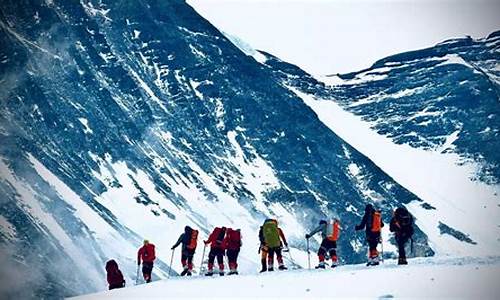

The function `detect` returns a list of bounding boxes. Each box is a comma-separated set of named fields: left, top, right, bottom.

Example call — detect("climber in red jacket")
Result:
left=137, top=240, right=156, bottom=283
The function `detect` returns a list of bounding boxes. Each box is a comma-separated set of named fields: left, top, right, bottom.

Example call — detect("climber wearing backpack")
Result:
left=204, top=226, right=227, bottom=276
left=105, top=259, right=125, bottom=290
left=261, top=219, right=288, bottom=272
left=224, top=228, right=242, bottom=275
left=305, top=219, right=340, bottom=269
left=172, top=226, right=199, bottom=276
left=137, top=240, right=156, bottom=283
left=390, top=206, right=414, bottom=265
left=355, top=204, right=384, bottom=266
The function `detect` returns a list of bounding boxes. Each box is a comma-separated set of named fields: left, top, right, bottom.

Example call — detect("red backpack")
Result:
left=326, top=220, right=340, bottom=241
left=371, top=211, right=382, bottom=233
left=225, top=228, right=241, bottom=249
left=105, top=260, right=125, bottom=286
left=186, top=229, right=198, bottom=250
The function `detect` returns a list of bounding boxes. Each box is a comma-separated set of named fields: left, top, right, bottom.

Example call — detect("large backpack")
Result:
left=326, top=219, right=340, bottom=241
left=371, top=210, right=382, bottom=233
left=226, top=228, right=241, bottom=249
left=186, top=229, right=198, bottom=250
left=105, top=259, right=124, bottom=286
left=215, top=227, right=226, bottom=246
left=395, top=207, right=413, bottom=237
left=262, top=219, right=280, bottom=248
left=105, top=259, right=118, bottom=273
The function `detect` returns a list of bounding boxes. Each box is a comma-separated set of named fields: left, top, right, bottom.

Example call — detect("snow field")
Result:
left=72, top=256, right=500, bottom=299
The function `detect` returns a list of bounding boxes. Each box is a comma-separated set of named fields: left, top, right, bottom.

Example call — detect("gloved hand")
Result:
left=204, top=240, right=209, bottom=245
left=284, top=243, right=289, bottom=248
left=137, top=261, right=140, bottom=266
left=305, top=234, right=310, bottom=239
left=171, top=246, right=175, bottom=250
left=355, top=225, right=361, bottom=231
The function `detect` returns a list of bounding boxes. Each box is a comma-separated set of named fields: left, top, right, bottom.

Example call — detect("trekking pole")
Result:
left=380, top=235, right=384, bottom=263
left=286, top=247, right=297, bottom=269
left=135, top=264, right=140, bottom=285
left=168, top=248, right=175, bottom=277
left=199, top=244, right=207, bottom=276
left=306, top=238, right=311, bottom=270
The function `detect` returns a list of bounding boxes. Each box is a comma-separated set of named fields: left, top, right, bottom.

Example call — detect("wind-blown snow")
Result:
left=437, top=53, right=482, bottom=75
left=291, top=87, right=500, bottom=256
left=73, top=256, right=500, bottom=299
left=222, top=31, right=267, bottom=64
left=0, top=156, right=104, bottom=290
left=0, top=215, right=16, bottom=241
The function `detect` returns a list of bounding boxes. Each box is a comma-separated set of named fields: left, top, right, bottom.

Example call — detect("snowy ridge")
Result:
left=73, top=256, right=500, bottom=299
left=222, top=31, right=267, bottom=64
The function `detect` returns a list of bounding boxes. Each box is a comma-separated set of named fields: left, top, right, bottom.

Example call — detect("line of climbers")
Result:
left=104, top=205, right=414, bottom=290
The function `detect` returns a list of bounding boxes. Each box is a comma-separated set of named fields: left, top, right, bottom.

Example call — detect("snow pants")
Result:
left=226, top=249, right=240, bottom=271
left=318, top=238, right=337, bottom=262
left=181, top=248, right=195, bottom=270
left=207, top=247, right=224, bottom=271
left=267, top=246, right=284, bottom=268
left=396, top=235, right=410, bottom=260
left=367, top=233, right=380, bottom=258
left=142, top=261, right=154, bottom=282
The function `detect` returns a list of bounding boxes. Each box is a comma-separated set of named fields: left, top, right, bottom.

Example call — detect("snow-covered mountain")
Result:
left=258, top=31, right=500, bottom=257
left=0, top=0, right=497, bottom=298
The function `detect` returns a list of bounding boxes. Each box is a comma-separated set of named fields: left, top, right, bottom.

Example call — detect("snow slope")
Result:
left=73, top=256, right=500, bottom=299
left=290, top=87, right=500, bottom=256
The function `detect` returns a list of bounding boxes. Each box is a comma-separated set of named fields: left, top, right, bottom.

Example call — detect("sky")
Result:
left=187, top=0, right=500, bottom=75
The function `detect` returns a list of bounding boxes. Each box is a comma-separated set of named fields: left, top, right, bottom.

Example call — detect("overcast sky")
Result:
left=187, top=0, right=500, bottom=75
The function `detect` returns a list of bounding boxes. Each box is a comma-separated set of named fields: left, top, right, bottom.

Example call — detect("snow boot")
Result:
left=186, top=271, right=192, bottom=276
left=180, top=268, right=189, bottom=276
left=315, top=263, right=326, bottom=269
left=268, top=267, right=274, bottom=272
left=219, top=271, right=225, bottom=276
left=398, top=257, right=408, bottom=265
left=278, top=265, right=288, bottom=271
left=205, top=271, right=214, bottom=276
left=367, top=260, right=380, bottom=266
left=228, top=270, right=238, bottom=275
left=260, top=260, right=267, bottom=273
